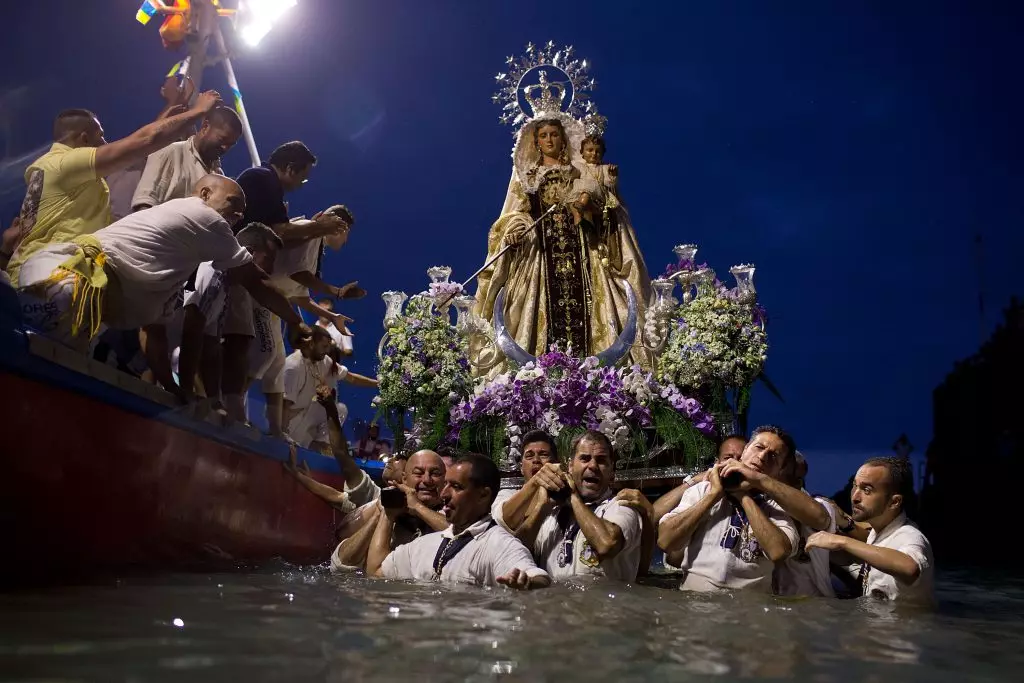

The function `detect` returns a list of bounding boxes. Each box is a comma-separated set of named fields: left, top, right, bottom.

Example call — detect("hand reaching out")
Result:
left=195, top=90, right=222, bottom=113
left=497, top=568, right=539, bottom=590
left=335, top=281, right=366, bottom=300
left=615, top=488, right=653, bottom=521
left=332, top=313, right=354, bottom=336
left=805, top=531, right=846, bottom=552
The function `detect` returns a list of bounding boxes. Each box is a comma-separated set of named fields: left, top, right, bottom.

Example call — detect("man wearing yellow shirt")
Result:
left=4, top=90, right=224, bottom=286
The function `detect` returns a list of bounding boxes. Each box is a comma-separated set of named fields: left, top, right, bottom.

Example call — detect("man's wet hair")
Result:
left=205, top=105, right=243, bottom=134
left=862, top=456, right=914, bottom=506
left=310, top=325, right=332, bottom=343
left=268, top=140, right=317, bottom=172
left=235, top=222, right=283, bottom=252
left=522, top=429, right=557, bottom=456
left=453, top=453, right=501, bottom=506
left=323, top=204, right=355, bottom=225
left=718, top=433, right=746, bottom=448
left=750, top=424, right=796, bottom=461
left=53, top=109, right=97, bottom=142
left=570, top=429, right=614, bottom=459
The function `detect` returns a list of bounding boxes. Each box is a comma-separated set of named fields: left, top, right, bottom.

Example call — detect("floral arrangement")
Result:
left=657, top=279, right=768, bottom=399
left=376, top=294, right=473, bottom=450
left=448, top=347, right=716, bottom=468
left=428, top=281, right=464, bottom=302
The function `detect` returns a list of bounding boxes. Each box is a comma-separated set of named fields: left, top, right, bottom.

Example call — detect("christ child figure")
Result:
left=580, top=135, right=620, bottom=209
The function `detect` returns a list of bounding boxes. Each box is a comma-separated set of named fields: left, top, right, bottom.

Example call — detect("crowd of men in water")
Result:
left=0, top=90, right=934, bottom=603
left=286, top=388, right=935, bottom=602
left=0, top=87, right=375, bottom=450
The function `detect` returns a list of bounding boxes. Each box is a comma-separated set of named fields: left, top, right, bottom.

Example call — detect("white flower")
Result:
left=515, top=366, right=544, bottom=382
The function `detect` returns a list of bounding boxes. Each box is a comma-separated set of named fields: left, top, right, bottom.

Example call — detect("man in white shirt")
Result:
left=367, top=453, right=550, bottom=589
left=282, top=325, right=376, bottom=450
left=131, top=107, right=242, bottom=211
left=807, top=457, right=934, bottom=603
left=655, top=434, right=748, bottom=571
left=329, top=448, right=448, bottom=572
left=491, top=429, right=559, bottom=541
left=657, top=425, right=800, bottom=592
left=175, top=222, right=283, bottom=405
left=721, top=448, right=837, bottom=597
left=17, top=175, right=308, bottom=403
left=503, top=430, right=643, bottom=583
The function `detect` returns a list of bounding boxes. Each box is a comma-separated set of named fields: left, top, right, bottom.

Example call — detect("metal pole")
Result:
left=183, top=0, right=217, bottom=99
left=213, top=24, right=261, bottom=166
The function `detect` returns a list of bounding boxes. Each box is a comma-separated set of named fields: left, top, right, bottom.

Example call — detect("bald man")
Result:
left=17, top=175, right=309, bottom=403
left=286, top=446, right=448, bottom=572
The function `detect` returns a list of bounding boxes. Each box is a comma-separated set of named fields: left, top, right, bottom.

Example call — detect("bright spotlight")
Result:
left=239, top=0, right=297, bottom=47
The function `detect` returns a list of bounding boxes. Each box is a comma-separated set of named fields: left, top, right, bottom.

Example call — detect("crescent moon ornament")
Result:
left=491, top=279, right=638, bottom=368
left=492, top=288, right=537, bottom=367
left=595, top=279, right=638, bottom=368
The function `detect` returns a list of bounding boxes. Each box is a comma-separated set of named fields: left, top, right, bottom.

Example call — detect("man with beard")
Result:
left=806, top=457, right=934, bottom=603
left=367, top=454, right=550, bottom=589
left=658, top=425, right=800, bottom=592
left=520, top=431, right=643, bottom=582
left=131, top=107, right=243, bottom=211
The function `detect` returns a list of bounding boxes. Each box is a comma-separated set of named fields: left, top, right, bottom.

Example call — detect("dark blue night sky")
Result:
left=2, top=1, right=1021, bottom=493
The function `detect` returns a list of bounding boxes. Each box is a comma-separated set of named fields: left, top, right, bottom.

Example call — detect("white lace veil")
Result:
left=498, top=112, right=588, bottom=215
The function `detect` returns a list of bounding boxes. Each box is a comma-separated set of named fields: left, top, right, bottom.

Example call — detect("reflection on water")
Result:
left=1, top=568, right=1022, bottom=682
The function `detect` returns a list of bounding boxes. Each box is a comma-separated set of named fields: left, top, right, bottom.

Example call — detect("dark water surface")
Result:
left=2, top=568, right=1022, bottom=682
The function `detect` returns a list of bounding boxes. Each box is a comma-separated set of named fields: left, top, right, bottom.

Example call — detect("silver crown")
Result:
left=492, top=41, right=602, bottom=134
left=522, top=70, right=566, bottom=118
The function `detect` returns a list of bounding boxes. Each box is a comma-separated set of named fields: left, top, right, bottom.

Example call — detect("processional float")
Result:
left=374, top=42, right=770, bottom=481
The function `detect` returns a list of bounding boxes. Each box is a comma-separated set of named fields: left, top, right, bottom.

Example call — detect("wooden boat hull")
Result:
left=0, top=284, right=383, bottom=581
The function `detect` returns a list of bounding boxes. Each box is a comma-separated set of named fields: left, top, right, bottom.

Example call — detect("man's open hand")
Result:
left=496, top=568, right=536, bottom=590
left=195, top=90, right=222, bottom=113
left=336, top=281, right=366, bottom=300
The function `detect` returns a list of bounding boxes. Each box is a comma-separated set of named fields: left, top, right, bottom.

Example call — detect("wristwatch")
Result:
left=837, top=516, right=856, bottom=534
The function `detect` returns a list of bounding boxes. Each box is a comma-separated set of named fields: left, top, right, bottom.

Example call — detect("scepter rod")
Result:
left=436, top=204, right=558, bottom=309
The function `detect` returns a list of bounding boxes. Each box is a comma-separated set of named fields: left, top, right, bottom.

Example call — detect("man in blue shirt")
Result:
left=222, top=141, right=349, bottom=435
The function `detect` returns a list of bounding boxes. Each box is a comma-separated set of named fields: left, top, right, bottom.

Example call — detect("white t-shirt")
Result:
left=131, top=137, right=223, bottom=211
left=270, top=237, right=321, bottom=299
left=774, top=495, right=837, bottom=597
left=344, top=470, right=382, bottom=508
left=660, top=481, right=799, bottom=592
left=182, top=261, right=229, bottom=336
left=282, top=349, right=347, bottom=410
left=861, top=513, right=935, bottom=603
left=533, top=493, right=643, bottom=583
left=98, top=197, right=250, bottom=328
left=381, top=515, right=548, bottom=587
left=490, top=488, right=518, bottom=527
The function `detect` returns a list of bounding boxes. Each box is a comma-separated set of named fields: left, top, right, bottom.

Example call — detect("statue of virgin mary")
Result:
left=471, top=66, right=654, bottom=373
